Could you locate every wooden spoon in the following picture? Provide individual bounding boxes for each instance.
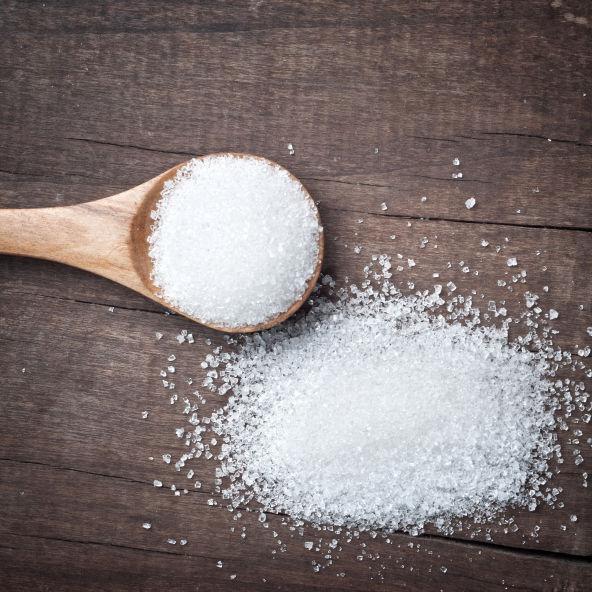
[0,153,324,333]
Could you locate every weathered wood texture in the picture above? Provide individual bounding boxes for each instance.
[0,1,591,590]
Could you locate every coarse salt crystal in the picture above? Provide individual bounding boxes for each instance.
[465,197,476,209]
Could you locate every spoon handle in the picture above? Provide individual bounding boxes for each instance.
[0,192,146,293]
[0,205,81,260]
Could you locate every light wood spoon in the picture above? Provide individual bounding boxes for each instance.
[0,153,324,333]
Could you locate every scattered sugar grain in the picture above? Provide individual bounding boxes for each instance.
[465,197,476,209]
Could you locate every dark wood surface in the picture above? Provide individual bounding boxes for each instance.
[1,1,591,590]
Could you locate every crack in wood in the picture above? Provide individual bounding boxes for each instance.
[480,132,592,149]
[306,174,494,188]
[0,457,149,488]
[0,19,400,37]
[410,135,461,144]
[0,530,215,561]
[64,137,200,158]
[398,173,494,184]
[0,167,104,183]
[319,204,592,233]
[8,290,167,317]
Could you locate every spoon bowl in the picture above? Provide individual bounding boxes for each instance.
[0,153,324,333]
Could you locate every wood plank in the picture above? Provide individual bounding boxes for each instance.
[1,1,591,228]
[1,462,591,592]
[1,210,590,560]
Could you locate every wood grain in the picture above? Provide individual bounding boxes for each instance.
[0,0,591,590]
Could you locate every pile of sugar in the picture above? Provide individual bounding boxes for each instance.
[148,154,321,327]
[179,262,569,534]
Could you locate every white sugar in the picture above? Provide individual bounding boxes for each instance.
[198,263,562,534]
[465,197,476,209]
[148,155,321,327]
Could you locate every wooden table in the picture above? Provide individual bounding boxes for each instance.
[1,2,591,590]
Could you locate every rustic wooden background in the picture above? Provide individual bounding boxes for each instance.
[1,1,591,590]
